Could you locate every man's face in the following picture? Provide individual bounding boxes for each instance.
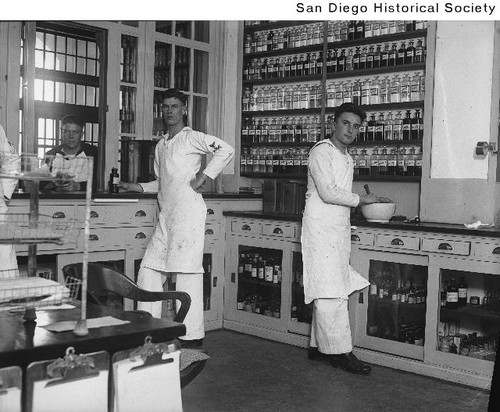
[331,112,362,148]
[61,122,83,152]
[161,97,186,127]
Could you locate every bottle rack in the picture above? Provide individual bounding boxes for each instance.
[241,20,427,181]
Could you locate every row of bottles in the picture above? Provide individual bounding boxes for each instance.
[440,277,468,309]
[244,22,324,54]
[243,84,322,112]
[243,71,424,112]
[369,277,427,304]
[237,294,281,318]
[325,38,426,74]
[152,94,167,136]
[326,73,425,107]
[351,146,422,177]
[241,116,321,144]
[439,332,497,357]
[120,35,137,84]
[344,109,424,143]
[119,86,136,134]
[154,45,170,88]
[243,52,324,80]
[243,21,426,54]
[240,147,309,175]
[238,252,283,283]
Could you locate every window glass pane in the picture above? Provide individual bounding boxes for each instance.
[86,86,96,106]
[194,21,210,43]
[174,46,190,91]
[35,49,44,68]
[192,95,207,133]
[76,57,86,74]
[77,40,87,57]
[76,84,86,105]
[44,51,55,70]
[55,53,66,71]
[67,37,76,55]
[154,42,171,89]
[44,80,54,102]
[35,32,44,49]
[66,83,76,104]
[34,79,44,100]
[156,21,172,35]
[87,42,96,59]
[66,55,76,73]
[87,59,96,76]
[55,82,65,102]
[194,50,208,94]
[45,33,55,51]
[175,21,191,39]
[56,35,66,53]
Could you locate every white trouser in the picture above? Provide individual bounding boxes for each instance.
[137,266,205,340]
[310,298,353,355]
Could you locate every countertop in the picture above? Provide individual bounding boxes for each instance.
[223,211,500,238]
[10,191,263,200]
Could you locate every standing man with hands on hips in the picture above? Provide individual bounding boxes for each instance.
[119,89,234,349]
[302,103,384,375]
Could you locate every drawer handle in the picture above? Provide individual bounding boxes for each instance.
[241,224,251,231]
[89,234,99,241]
[438,243,453,251]
[207,208,214,215]
[90,210,99,218]
[135,232,146,239]
[391,238,404,246]
[52,211,66,219]
[205,228,214,235]
[492,247,500,255]
[351,234,360,242]
[273,227,283,235]
[135,210,146,217]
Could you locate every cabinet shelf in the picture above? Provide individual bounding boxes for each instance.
[440,306,500,322]
[325,63,426,81]
[239,277,281,289]
[326,29,428,50]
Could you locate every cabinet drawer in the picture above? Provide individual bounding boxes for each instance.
[376,234,420,250]
[421,238,470,256]
[351,231,375,246]
[204,222,222,240]
[230,220,261,235]
[84,226,154,250]
[39,205,77,223]
[205,201,223,222]
[472,241,500,261]
[262,223,296,238]
[87,204,156,226]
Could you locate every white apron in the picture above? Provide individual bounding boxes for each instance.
[140,127,233,274]
[0,125,20,278]
[301,140,369,304]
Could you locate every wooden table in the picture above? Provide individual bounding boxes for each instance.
[0,303,186,368]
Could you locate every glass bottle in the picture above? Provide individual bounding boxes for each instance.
[415,146,423,176]
[402,110,412,140]
[415,38,425,64]
[352,79,362,106]
[388,43,398,66]
[390,75,401,103]
[384,111,394,141]
[396,147,406,175]
[343,80,353,104]
[405,40,415,65]
[400,73,411,103]
[355,20,365,39]
[380,43,390,67]
[393,111,403,141]
[406,147,416,176]
[397,42,406,65]
[359,46,368,70]
[361,78,371,106]
[375,112,385,141]
[337,49,346,72]
[348,20,356,40]
[367,113,377,142]
[366,45,375,69]
[446,277,459,309]
[373,44,382,68]
[364,21,373,38]
[378,147,388,175]
[351,148,359,174]
[370,147,379,176]
[387,148,397,175]
[359,149,370,176]
[370,77,381,105]
[458,276,468,307]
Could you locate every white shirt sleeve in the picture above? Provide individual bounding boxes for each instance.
[190,131,234,180]
[308,145,360,207]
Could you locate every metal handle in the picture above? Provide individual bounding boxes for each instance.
[273,227,283,235]
[241,224,251,231]
[207,208,214,215]
[493,247,500,255]
[135,232,146,239]
[391,238,404,246]
[90,210,99,218]
[351,234,360,242]
[438,243,453,251]
[135,210,146,217]
[52,211,66,219]
[89,234,99,241]
[205,228,214,235]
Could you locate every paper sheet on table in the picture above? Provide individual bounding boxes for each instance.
[113,351,182,412]
[31,371,108,412]
[0,387,21,412]
[43,316,130,332]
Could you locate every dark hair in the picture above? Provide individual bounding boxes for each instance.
[161,88,188,105]
[334,103,366,123]
[61,114,85,129]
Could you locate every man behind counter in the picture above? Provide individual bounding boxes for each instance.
[43,114,98,192]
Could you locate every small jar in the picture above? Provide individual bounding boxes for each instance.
[470,296,480,306]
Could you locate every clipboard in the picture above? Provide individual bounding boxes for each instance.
[111,336,182,412]
[26,347,109,412]
[0,366,22,412]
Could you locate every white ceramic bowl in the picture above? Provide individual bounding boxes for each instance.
[361,202,396,223]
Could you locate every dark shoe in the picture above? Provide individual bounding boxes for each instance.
[179,338,204,350]
[308,346,330,363]
[330,352,372,375]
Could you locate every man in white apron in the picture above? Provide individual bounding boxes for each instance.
[0,125,21,279]
[301,103,380,374]
[120,89,234,348]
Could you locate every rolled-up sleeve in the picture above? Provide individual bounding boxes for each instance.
[308,146,359,207]
[190,131,234,180]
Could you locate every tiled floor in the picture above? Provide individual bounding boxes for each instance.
[182,330,492,412]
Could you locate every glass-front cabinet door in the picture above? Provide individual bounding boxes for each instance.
[426,256,500,377]
[288,247,312,336]
[352,250,429,360]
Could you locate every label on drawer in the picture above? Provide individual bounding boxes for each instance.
[376,234,420,250]
[421,238,470,256]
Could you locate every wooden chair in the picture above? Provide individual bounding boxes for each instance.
[62,262,207,387]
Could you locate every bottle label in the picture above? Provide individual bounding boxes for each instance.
[447,292,458,303]
[458,288,467,298]
[112,177,120,185]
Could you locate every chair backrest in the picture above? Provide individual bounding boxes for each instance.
[62,262,191,323]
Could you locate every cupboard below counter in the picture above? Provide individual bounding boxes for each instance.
[222,211,500,389]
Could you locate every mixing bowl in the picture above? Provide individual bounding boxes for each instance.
[361,202,396,222]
